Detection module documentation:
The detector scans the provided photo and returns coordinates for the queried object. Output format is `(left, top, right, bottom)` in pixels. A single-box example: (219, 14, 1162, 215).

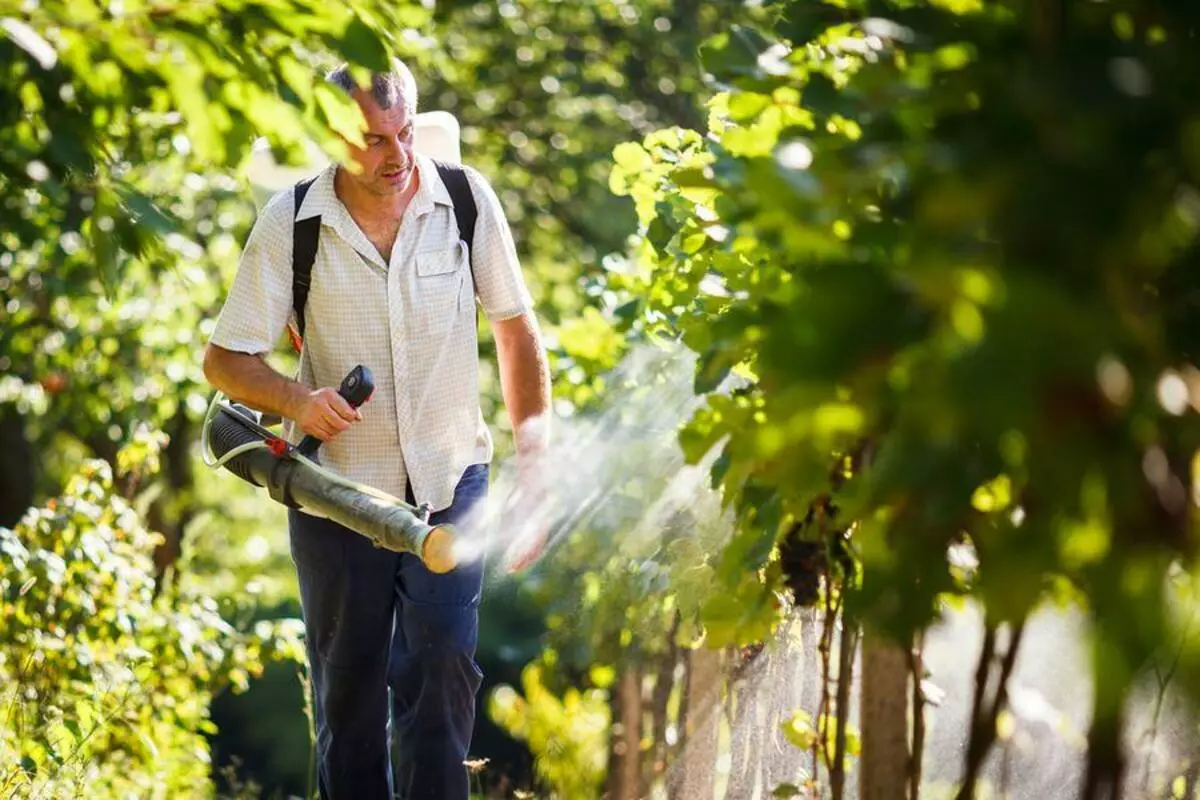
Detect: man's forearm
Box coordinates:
(494, 313, 551, 455)
(202, 344, 309, 421)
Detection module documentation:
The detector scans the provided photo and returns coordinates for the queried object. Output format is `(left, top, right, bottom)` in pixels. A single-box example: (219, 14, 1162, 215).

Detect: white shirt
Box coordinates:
(209, 154, 533, 511)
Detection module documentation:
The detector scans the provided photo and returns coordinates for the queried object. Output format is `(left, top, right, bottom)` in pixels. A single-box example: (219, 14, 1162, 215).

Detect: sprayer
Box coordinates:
(200, 364, 458, 573)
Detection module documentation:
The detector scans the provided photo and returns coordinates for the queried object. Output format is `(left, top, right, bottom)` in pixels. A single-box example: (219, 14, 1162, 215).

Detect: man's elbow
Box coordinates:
(202, 343, 229, 390)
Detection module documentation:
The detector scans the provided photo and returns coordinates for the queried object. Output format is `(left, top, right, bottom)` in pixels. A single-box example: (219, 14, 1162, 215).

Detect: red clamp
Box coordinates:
(266, 437, 290, 457)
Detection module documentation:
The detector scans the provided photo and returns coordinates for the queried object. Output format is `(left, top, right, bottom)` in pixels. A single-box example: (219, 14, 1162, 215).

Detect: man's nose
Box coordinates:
(388, 137, 408, 161)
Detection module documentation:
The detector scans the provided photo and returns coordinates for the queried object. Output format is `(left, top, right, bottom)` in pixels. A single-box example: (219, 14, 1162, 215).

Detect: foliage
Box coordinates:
(184, 448, 298, 609)
(0, 0, 429, 510)
(605, 0, 1200, 786)
(488, 662, 609, 799)
(1, 0, 424, 301)
(423, 0, 766, 288)
(509, 344, 740, 672)
(12, 0, 1200, 793)
(1, 8, 426, 781)
(0, 453, 303, 798)
(415, 0, 772, 423)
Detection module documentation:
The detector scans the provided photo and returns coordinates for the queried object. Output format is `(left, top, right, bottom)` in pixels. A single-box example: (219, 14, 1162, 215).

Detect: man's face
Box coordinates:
(343, 89, 417, 197)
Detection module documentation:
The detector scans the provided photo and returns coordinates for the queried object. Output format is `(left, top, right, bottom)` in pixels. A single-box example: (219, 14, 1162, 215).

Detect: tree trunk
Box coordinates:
(860, 631, 910, 800)
(831, 619, 858, 800)
(152, 409, 194, 580)
(0, 405, 36, 527)
(726, 653, 762, 799)
(1081, 659, 1127, 800)
(1081, 711, 1125, 800)
(908, 632, 927, 800)
(763, 625, 804, 791)
(674, 648, 691, 763)
(608, 666, 644, 800)
(648, 622, 680, 786)
(670, 646, 722, 800)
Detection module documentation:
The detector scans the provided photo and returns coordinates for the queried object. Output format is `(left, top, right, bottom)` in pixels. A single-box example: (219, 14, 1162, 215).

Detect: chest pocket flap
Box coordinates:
(411, 242, 470, 324)
(416, 242, 466, 277)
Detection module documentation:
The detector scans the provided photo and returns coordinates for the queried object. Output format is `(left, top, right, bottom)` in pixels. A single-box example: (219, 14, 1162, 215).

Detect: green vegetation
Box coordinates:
(4, 0, 1200, 798)
(0, 448, 302, 797)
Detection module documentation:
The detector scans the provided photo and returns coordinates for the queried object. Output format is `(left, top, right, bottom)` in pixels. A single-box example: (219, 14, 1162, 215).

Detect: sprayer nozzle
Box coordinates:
(421, 525, 458, 574)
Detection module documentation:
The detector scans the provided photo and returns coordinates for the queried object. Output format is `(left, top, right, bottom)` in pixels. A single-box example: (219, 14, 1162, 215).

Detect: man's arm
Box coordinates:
(203, 188, 359, 443)
(493, 309, 552, 572)
(202, 344, 360, 442)
(492, 310, 551, 455)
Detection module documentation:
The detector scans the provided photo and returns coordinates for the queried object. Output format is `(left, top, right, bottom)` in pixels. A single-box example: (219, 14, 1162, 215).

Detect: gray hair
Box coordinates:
(325, 58, 418, 115)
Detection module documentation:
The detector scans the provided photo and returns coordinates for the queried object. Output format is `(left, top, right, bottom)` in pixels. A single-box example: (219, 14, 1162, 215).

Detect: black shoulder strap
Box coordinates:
(292, 176, 321, 338)
(291, 165, 477, 340)
(432, 160, 478, 281)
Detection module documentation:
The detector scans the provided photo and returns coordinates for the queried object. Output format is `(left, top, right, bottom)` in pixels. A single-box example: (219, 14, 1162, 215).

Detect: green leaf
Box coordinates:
(710, 448, 733, 488)
(700, 594, 743, 647)
(695, 346, 735, 394)
(116, 187, 179, 236)
(672, 167, 714, 189)
(800, 72, 842, 116)
(341, 17, 391, 71)
(781, 712, 816, 750)
(846, 726, 862, 757)
(612, 298, 641, 329)
(647, 216, 675, 252)
(315, 83, 365, 147)
(89, 220, 120, 302)
(63, 718, 82, 742)
(728, 92, 772, 122)
(701, 25, 779, 83)
(613, 142, 652, 172)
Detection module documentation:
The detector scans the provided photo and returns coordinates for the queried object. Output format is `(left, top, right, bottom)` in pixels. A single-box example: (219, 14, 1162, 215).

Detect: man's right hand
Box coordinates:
(292, 387, 363, 442)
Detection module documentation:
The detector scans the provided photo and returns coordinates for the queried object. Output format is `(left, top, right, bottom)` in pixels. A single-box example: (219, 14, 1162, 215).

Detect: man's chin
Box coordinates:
(362, 178, 408, 197)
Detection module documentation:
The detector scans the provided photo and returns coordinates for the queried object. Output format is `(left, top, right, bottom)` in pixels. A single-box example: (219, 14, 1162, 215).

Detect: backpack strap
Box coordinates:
(291, 176, 321, 341)
(289, 164, 478, 349)
(432, 160, 478, 282)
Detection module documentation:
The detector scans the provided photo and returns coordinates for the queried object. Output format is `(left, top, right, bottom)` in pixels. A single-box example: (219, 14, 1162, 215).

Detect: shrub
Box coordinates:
(0, 459, 304, 798)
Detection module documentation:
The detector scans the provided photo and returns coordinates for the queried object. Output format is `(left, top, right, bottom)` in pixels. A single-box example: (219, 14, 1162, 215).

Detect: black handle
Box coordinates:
(296, 365, 375, 457)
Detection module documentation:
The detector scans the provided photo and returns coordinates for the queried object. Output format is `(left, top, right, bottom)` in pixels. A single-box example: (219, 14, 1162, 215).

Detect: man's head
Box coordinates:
(326, 59, 419, 197)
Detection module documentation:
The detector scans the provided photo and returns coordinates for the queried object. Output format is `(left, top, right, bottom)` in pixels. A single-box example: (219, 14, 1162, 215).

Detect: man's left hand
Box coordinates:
(501, 460, 550, 573)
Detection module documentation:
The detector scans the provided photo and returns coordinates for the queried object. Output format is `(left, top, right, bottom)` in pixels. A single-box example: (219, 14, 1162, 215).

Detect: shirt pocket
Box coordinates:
(412, 242, 469, 331)
(416, 243, 463, 278)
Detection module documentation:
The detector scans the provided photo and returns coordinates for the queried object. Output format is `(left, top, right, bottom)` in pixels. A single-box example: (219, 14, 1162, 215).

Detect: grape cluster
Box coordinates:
(779, 526, 825, 607)
(778, 498, 855, 606)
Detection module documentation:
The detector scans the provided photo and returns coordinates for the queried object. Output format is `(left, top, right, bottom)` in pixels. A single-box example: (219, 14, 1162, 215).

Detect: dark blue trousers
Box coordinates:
(288, 464, 488, 799)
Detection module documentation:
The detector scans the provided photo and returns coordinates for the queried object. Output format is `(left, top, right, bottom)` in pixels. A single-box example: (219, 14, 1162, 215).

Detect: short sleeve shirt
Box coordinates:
(208, 154, 533, 512)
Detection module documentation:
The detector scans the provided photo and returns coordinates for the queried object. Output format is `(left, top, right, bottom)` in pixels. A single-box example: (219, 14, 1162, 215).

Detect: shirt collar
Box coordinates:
(410, 153, 454, 216)
(294, 165, 381, 268)
(294, 154, 453, 223)
(294, 164, 338, 223)
(291, 156, 454, 271)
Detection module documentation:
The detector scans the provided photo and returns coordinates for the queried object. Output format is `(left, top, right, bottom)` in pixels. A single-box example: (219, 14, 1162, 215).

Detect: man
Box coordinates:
(202, 59, 551, 799)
